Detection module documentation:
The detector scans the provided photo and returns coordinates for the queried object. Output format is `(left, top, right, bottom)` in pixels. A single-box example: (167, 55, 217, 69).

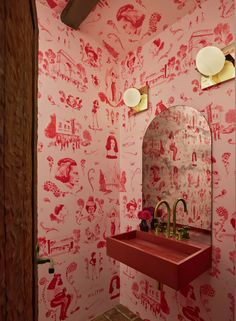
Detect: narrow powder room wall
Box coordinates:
(119, 1, 235, 320)
(36, 1, 121, 320)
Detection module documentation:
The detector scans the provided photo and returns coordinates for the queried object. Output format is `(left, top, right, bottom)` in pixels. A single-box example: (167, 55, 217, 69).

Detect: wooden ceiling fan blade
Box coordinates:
(60, 0, 100, 29)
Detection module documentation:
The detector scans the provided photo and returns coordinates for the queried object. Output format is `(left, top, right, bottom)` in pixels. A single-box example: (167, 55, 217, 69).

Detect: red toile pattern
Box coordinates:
(36, 0, 235, 321)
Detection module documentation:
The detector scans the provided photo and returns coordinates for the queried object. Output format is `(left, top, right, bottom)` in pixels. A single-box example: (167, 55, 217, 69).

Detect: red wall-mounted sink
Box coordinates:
(107, 230, 211, 290)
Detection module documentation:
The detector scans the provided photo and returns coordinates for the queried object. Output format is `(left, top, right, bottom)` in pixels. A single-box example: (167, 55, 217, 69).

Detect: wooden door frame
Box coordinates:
(32, 1, 39, 319)
(0, 1, 38, 320)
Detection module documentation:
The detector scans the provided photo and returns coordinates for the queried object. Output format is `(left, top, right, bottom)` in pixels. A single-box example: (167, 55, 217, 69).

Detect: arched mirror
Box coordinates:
(142, 105, 212, 231)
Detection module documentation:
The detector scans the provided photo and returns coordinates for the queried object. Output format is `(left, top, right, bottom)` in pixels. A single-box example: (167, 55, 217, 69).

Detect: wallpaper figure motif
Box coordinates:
(79, 39, 102, 68)
(109, 274, 120, 300)
(55, 158, 80, 190)
(116, 4, 145, 36)
(58, 90, 83, 111)
(176, 285, 205, 321)
(39, 263, 80, 321)
(106, 135, 119, 159)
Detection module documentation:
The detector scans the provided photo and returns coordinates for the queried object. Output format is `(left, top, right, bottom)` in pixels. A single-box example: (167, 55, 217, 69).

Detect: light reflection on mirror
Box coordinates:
(142, 105, 212, 231)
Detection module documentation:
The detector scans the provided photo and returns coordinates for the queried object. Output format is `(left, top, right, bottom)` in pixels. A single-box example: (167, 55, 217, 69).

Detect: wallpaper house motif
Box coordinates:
(36, 1, 235, 321)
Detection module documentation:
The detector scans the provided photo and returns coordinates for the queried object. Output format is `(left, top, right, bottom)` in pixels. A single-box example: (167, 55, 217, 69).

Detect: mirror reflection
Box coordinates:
(142, 105, 212, 231)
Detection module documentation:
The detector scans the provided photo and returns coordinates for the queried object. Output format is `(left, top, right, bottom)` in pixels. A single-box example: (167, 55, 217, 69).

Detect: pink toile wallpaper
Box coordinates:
(36, 1, 122, 320)
(119, 1, 235, 321)
(36, 0, 235, 321)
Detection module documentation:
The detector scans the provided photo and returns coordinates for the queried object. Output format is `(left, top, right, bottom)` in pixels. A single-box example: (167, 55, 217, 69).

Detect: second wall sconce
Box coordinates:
(123, 85, 149, 115)
(196, 46, 225, 76)
(196, 44, 235, 89)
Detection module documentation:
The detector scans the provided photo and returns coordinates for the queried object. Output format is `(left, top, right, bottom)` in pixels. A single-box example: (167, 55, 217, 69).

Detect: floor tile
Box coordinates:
(104, 308, 129, 321)
(115, 304, 137, 320)
(91, 315, 109, 321)
(92, 304, 143, 321)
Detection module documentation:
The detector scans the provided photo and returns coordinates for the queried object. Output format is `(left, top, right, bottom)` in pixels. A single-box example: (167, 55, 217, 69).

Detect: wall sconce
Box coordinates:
(123, 85, 149, 115)
(123, 88, 141, 107)
(196, 46, 225, 76)
(196, 43, 235, 89)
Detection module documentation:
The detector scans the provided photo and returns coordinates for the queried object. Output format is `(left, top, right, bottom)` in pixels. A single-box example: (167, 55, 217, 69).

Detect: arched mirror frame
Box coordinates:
(142, 105, 213, 234)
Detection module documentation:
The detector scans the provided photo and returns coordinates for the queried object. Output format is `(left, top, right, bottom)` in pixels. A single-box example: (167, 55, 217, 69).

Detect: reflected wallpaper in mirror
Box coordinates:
(142, 105, 212, 230)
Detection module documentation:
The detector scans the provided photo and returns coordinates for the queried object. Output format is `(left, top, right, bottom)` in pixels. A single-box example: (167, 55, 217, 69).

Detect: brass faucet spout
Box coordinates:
(173, 198, 188, 236)
(154, 200, 171, 237)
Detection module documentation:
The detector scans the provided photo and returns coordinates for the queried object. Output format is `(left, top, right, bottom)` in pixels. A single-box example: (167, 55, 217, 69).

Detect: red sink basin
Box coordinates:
(106, 230, 212, 290)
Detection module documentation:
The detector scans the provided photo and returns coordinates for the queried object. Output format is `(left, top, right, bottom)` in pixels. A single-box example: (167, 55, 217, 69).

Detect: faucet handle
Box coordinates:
(176, 226, 190, 240)
(159, 222, 167, 232)
(182, 226, 190, 239)
(155, 222, 168, 236)
(151, 217, 158, 230)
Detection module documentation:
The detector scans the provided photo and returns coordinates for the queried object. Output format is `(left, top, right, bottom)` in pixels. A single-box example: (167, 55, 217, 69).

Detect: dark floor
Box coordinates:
(92, 304, 143, 321)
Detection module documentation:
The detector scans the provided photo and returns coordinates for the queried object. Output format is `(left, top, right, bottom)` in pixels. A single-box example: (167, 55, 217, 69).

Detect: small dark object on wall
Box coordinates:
(61, 0, 100, 29)
(49, 267, 55, 274)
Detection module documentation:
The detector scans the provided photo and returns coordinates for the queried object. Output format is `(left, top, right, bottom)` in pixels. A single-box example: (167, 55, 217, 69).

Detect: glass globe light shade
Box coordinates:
(123, 88, 141, 107)
(196, 46, 225, 76)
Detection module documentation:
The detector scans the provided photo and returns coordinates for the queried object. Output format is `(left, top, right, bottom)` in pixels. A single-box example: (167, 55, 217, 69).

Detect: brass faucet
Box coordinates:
(173, 198, 188, 236)
(154, 200, 171, 237)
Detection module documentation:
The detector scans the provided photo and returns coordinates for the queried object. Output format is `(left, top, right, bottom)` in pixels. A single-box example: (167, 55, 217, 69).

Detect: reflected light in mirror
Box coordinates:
(123, 88, 141, 107)
(196, 46, 225, 76)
